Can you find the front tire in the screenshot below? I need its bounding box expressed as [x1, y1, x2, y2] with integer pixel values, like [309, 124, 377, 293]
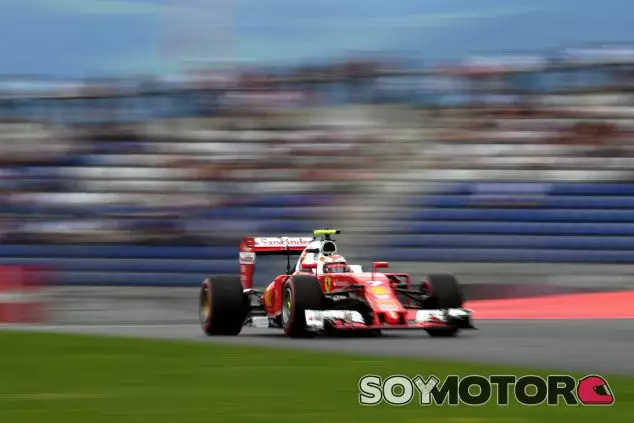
[427, 327, 459, 337]
[422, 274, 464, 338]
[199, 275, 248, 336]
[281, 275, 323, 338]
[421, 274, 464, 309]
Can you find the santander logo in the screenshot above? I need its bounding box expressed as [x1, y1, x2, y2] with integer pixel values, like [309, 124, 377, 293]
[253, 237, 313, 247]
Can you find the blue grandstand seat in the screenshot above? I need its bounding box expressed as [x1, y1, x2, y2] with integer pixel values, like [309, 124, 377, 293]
[388, 234, 634, 250]
[247, 194, 336, 207]
[405, 208, 634, 222]
[196, 207, 315, 219]
[387, 181, 634, 264]
[0, 245, 235, 259]
[415, 195, 634, 208]
[182, 218, 318, 233]
[0, 257, 237, 273]
[403, 221, 634, 236]
[257, 220, 318, 233]
[427, 182, 634, 196]
[383, 248, 634, 263]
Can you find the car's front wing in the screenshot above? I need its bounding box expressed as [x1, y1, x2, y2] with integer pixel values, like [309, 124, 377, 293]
[303, 308, 475, 332]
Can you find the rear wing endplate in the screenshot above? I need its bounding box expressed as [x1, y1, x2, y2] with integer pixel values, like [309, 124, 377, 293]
[239, 236, 314, 289]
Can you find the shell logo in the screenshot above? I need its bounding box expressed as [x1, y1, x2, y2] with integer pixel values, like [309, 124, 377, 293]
[264, 289, 273, 308]
[370, 286, 389, 295]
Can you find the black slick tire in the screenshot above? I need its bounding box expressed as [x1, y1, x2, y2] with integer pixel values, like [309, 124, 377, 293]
[199, 275, 248, 336]
[281, 274, 323, 338]
[422, 274, 464, 338]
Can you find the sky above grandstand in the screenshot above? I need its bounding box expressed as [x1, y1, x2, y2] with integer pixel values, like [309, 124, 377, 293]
[2, 0, 634, 77]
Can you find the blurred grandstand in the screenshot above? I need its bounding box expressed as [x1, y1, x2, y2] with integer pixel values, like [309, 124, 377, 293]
[3, 44, 634, 288]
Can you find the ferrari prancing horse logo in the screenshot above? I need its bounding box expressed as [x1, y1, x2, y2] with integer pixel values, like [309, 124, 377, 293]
[324, 276, 332, 292]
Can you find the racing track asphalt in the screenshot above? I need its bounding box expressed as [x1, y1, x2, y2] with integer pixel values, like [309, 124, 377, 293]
[3, 319, 633, 376]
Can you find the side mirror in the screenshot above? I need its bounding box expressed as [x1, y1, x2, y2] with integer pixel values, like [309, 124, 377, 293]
[372, 261, 389, 273]
[301, 263, 317, 271]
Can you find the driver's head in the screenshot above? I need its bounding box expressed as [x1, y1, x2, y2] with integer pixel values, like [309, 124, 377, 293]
[323, 255, 350, 273]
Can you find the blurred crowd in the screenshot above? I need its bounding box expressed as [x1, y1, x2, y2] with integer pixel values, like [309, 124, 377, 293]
[2, 45, 634, 245]
[419, 46, 634, 182]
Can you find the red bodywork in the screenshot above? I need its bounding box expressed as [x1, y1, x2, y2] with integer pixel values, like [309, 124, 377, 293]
[263, 269, 418, 326]
[239, 236, 458, 330]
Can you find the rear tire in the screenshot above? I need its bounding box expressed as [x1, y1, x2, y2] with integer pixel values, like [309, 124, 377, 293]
[281, 275, 323, 338]
[199, 275, 248, 336]
[422, 274, 464, 338]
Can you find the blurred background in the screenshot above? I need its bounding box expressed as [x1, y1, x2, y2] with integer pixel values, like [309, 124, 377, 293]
[3, 0, 634, 323]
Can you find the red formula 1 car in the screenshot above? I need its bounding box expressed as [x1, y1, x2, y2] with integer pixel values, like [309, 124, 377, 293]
[198, 229, 475, 337]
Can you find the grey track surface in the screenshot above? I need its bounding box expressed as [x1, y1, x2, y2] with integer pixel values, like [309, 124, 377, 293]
[3, 319, 633, 376]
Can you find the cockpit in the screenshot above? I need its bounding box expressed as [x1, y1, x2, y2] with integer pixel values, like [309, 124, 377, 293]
[294, 230, 363, 274]
[323, 262, 351, 273]
[295, 238, 340, 273]
[293, 229, 365, 275]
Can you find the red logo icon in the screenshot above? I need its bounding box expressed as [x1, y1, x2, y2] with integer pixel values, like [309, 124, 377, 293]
[577, 375, 614, 405]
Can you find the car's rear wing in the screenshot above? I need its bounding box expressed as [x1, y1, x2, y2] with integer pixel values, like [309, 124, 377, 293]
[239, 236, 314, 289]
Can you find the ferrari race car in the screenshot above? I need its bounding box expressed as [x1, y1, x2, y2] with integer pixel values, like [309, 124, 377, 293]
[198, 229, 475, 338]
